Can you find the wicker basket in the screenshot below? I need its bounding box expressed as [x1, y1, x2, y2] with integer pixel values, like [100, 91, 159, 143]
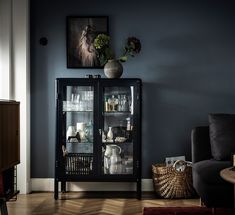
[65, 153, 93, 175]
[152, 160, 196, 199]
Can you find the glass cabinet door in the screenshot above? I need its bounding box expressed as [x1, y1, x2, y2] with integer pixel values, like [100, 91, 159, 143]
[61, 85, 94, 176]
[102, 86, 135, 175]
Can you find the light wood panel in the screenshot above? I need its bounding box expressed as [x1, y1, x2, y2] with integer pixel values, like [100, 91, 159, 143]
[7, 192, 200, 215]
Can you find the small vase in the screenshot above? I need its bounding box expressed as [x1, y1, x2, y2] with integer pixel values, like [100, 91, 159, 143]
[107, 127, 113, 141]
[104, 59, 123, 79]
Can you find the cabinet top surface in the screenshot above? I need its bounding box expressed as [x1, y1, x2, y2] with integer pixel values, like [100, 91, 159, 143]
[56, 78, 141, 82]
[0, 100, 20, 105]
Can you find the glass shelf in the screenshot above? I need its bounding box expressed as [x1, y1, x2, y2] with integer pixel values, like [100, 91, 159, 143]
[66, 142, 93, 154]
[63, 110, 93, 113]
[103, 111, 131, 115]
[102, 141, 132, 144]
[65, 141, 93, 144]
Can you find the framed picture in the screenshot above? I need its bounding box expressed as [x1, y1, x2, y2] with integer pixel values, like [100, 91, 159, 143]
[67, 16, 109, 68]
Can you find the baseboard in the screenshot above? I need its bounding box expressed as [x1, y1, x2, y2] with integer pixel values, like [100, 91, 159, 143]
[31, 178, 154, 192]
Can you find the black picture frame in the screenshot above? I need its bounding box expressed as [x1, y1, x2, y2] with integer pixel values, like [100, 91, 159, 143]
[66, 16, 109, 69]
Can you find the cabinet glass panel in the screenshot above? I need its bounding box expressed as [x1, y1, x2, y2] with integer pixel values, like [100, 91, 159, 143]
[102, 86, 134, 175]
[62, 86, 94, 175]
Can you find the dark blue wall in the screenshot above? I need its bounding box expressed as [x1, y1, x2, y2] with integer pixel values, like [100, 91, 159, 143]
[31, 0, 235, 178]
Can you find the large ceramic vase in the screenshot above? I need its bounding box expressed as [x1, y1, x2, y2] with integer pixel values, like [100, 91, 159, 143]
[104, 59, 123, 78]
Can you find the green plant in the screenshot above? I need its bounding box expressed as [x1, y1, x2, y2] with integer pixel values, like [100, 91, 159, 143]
[93, 34, 114, 66]
[119, 37, 141, 63]
[94, 34, 141, 66]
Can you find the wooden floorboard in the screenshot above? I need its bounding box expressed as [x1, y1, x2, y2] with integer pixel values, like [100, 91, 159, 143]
[7, 192, 200, 215]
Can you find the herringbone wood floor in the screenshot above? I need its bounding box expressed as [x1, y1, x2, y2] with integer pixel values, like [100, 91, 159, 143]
[7, 192, 200, 215]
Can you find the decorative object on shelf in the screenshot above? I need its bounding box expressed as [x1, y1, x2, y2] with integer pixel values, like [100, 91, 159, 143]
[67, 16, 109, 68]
[104, 59, 123, 79]
[94, 34, 141, 78]
[110, 147, 122, 174]
[107, 127, 114, 141]
[104, 145, 122, 174]
[67, 132, 81, 143]
[62, 145, 68, 157]
[84, 121, 93, 142]
[66, 126, 80, 142]
[107, 95, 118, 111]
[85, 74, 101, 78]
[76, 122, 86, 142]
[114, 136, 127, 143]
[65, 153, 93, 175]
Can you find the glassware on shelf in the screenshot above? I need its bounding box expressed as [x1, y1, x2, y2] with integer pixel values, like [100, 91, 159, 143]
[63, 93, 82, 111]
[126, 117, 131, 131]
[108, 95, 118, 111]
[63, 91, 93, 112]
[75, 90, 94, 111]
[104, 96, 110, 112]
[122, 95, 129, 112]
[71, 93, 80, 111]
[117, 95, 122, 112]
[102, 131, 106, 142]
[107, 127, 114, 142]
[63, 101, 71, 111]
[85, 91, 93, 111]
[78, 100, 86, 111]
[84, 121, 93, 142]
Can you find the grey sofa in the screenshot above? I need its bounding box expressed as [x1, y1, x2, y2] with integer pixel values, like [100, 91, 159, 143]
[191, 126, 233, 207]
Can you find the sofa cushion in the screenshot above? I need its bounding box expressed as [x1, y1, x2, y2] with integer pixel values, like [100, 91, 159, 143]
[193, 159, 231, 185]
[209, 113, 235, 161]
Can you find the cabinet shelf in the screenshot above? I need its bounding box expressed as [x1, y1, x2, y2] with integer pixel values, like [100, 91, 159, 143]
[63, 110, 93, 113]
[65, 141, 93, 144]
[102, 141, 132, 145]
[103, 111, 131, 115]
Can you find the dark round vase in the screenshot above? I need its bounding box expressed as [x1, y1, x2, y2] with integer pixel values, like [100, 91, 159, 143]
[104, 59, 123, 78]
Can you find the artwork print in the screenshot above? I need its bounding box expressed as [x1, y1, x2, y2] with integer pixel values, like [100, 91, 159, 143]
[67, 16, 109, 68]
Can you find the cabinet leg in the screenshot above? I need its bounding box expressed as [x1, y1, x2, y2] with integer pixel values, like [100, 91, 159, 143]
[54, 179, 58, 200]
[0, 199, 8, 215]
[136, 179, 142, 200]
[61, 181, 66, 193]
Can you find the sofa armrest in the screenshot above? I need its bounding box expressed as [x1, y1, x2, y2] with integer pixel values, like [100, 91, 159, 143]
[191, 126, 212, 163]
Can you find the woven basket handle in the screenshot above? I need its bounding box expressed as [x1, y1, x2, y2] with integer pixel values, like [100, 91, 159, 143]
[173, 160, 187, 170]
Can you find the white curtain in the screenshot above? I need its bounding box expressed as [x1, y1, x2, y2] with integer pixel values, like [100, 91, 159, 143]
[0, 0, 13, 99]
[0, 0, 30, 194]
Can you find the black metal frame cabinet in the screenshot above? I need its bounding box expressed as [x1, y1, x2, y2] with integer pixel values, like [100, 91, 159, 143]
[54, 78, 142, 200]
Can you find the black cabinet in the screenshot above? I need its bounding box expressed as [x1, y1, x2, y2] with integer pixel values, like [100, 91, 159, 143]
[54, 78, 142, 199]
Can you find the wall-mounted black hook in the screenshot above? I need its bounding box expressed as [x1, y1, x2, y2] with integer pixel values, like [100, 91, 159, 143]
[39, 37, 48, 46]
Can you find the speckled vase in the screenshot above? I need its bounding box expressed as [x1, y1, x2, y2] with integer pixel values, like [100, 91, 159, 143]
[104, 59, 123, 78]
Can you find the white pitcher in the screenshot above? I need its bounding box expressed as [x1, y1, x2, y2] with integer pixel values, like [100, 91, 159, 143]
[109, 148, 122, 174]
[104, 145, 121, 174]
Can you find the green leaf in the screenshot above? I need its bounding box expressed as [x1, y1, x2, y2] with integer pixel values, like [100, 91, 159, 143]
[119, 56, 128, 62]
